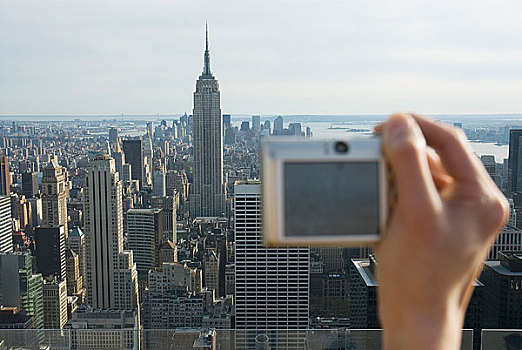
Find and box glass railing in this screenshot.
[0,328,485,350]
[481,329,522,350]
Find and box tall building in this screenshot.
[0,196,12,252]
[252,115,261,134]
[65,249,84,301]
[127,208,164,274]
[203,250,220,296]
[152,168,166,197]
[508,129,522,194]
[0,252,44,329]
[21,171,39,198]
[481,251,522,328]
[113,139,126,177]
[151,196,177,245]
[66,227,85,287]
[83,155,139,311]
[41,159,68,235]
[190,25,225,218]
[273,116,283,135]
[42,278,68,329]
[122,139,143,186]
[108,127,118,143]
[34,226,66,279]
[488,225,522,260]
[142,135,153,187]
[234,181,309,349]
[0,156,10,196]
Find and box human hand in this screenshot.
[374,113,509,350]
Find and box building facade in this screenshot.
[190,25,225,218]
[234,181,309,349]
[127,208,164,274]
[0,196,13,252]
[0,156,10,196]
[41,159,68,235]
[34,226,66,279]
[42,278,68,329]
[83,155,140,312]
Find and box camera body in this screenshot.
[261,137,388,247]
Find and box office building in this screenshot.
[0,252,43,329]
[66,227,85,287]
[158,241,177,264]
[508,129,522,194]
[0,196,12,252]
[21,171,39,198]
[65,307,139,350]
[122,139,143,186]
[151,196,177,246]
[351,255,484,349]
[252,115,261,134]
[41,159,68,235]
[113,138,126,177]
[42,278,68,329]
[481,251,522,328]
[153,168,166,197]
[65,249,84,302]
[0,156,10,196]
[127,208,164,274]
[83,155,139,311]
[204,250,220,296]
[109,127,118,143]
[34,226,66,279]
[190,25,225,218]
[273,116,283,135]
[142,135,153,187]
[488,225,522,260]
[234,181,309,349]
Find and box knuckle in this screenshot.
[447,126,468,144]
[389,138,423,161]
[481,195,510,231]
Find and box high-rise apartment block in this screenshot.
[34,226,66,279]
[41,159,68,235]
[0,156,10,196]
[234,181,309,348]
[0,252,43,329]
[83,155,139,311]
[0,196,12,253]
[190,25,225,218]
[42,278,68,329]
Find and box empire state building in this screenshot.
[190,24,225,218]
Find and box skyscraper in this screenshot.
[234,181,309,349]
[41,159,68,235]
[21,171,39,198]
[0,196,12,252]
[34,226,66,279]
[122,139,143,186]
[190,24,225,218]
[83,155,139,311]
[109,127,118,144]
[508,129,522,194]
[252,115,261,134]
[0,156,11,195]
[273,116,283,135]
[0,252,43,329]
[127,208,164,275]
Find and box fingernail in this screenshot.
[387,115,410,148]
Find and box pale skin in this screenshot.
[374,113,509,350]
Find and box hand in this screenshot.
[374,113,509,350]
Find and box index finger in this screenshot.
[409,114,488,184]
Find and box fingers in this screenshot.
[383,114,440,210]
[426,147,453,191]
[409,114,489,184]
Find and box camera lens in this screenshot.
[334,141,349,154]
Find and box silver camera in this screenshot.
[261,137,389,247]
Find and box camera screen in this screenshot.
[284,161,379,236]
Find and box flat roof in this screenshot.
[484,261,522,276]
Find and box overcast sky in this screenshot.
[1,0,522,115]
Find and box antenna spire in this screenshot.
[202,22,212,77]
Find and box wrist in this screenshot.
[380,292,465,350]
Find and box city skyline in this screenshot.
[2,1,522,115]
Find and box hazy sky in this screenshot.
[1,0,522,115]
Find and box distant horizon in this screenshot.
[2,112,522,122]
